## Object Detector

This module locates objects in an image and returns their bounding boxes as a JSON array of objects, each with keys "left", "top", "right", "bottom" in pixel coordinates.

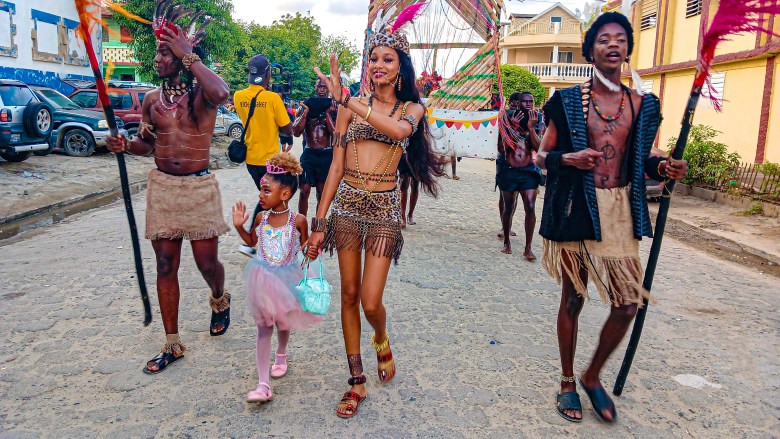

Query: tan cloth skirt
[
  {"left": 145, "top": 169, "right": 230, "bottom": 241},
  {"left": 542, "top": 185, "right": 649, "bottom": 307},
  {"left": 323, "top": 180, "right": 404, "bottom": 263}
]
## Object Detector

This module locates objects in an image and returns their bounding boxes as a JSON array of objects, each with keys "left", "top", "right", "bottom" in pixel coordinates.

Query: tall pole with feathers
[
  {"left": 74, "top": 0, "right": 153, "bottom": 326},
  {"left": 613, "top": 0, "right": 780, "bottom": 396}
]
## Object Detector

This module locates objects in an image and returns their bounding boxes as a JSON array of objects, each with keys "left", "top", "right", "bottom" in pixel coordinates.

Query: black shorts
[
  {"left": 496, "top": 158, "right": 541, "bottom": 192},
  {"left": 300, "top": 147, "right": 333, "bottom": 185}
]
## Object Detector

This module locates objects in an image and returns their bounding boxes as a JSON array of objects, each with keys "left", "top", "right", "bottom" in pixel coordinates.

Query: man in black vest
[{"left": 536, "top": 12, "right": 688, "bottom": 424}]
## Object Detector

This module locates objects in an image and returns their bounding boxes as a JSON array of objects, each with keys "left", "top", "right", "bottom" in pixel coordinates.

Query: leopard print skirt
[{"left": 323, "top": 180, "right": 404, "bottom": 264}]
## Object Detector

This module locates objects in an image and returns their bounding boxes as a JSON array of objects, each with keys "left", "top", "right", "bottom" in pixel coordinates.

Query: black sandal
[
  {"left": 579, "top": 377, "right": 617, "bottom": 424},
  {"left": 556, "top": 391, "right": 583, "bottom": 423},
  {"left": 142, "top": 352, "right": 182, "bottom": 374},
  {"left": 210, "top": 292, "right": 231, "bottom": 337}
]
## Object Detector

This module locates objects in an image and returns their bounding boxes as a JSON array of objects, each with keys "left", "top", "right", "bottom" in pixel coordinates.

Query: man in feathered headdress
[
  {"left": 534, "top": 11, "right": 688, "bottom": 423},
  {"left": 105, "top": 0, "right": 231, "bottom": 374}
]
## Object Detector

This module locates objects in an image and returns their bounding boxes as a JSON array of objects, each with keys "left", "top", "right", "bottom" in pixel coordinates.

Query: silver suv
[{"left": 0, "top": 79, "right": 53, "bottom": 162}]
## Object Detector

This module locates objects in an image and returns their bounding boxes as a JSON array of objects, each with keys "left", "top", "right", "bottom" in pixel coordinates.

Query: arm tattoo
[{"left": 332, "top": 132, "right": 347, "bottom": 148}]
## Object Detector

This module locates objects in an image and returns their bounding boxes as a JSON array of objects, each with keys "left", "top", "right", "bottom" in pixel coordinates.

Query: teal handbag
[{"left": 294, "top": 258, "right": 332, "bottom": 315}]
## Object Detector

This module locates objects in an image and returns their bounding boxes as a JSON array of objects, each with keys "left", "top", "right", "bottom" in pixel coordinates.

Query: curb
[{"left": 0, "top": 179, "right": 147, "bottom": 241}]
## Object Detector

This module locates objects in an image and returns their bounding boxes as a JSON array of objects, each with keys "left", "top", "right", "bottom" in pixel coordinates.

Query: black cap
[{"left": 248, "top": 54, "right": 270, "bottom": 85}]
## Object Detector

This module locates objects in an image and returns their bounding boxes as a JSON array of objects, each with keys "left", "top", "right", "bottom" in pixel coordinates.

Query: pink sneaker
[
  {"left": 246, "top": 382, "right": 273, "bottom": 403},
  {"left": 271, "top": 353, "right": 288, "bottom": 378}
]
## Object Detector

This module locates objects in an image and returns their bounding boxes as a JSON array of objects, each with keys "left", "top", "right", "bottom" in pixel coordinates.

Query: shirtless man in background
[{"left": 293, "top": 78, "right": 336, "bottom": 216}]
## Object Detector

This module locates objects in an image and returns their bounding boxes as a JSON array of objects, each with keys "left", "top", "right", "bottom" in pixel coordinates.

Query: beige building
[
  {"left": 622, "top": 0, "right": 780, "bottom": 163},
  {"left": 499, "top": 3, "right": 588, "bottom": 99}
]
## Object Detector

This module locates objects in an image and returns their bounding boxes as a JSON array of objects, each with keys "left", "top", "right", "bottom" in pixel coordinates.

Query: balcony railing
[
  {"left": 517, "top": 63, "right": 593, "bottom": 79},
  {"left": 507, "top": 21, "right": 581, "bottom": 37},
  {"left": 104, "top": 46, "right": 137, "bottom": 64}
]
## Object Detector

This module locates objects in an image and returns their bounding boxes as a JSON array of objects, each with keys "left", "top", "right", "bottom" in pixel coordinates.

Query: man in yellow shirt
[{"left": 234, "top": 54, "right": 293, "bottom": 255}]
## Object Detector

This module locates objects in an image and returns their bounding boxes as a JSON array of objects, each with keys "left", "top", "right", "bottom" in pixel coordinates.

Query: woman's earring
[
  {"left": 397, "top": 75, "right": 402, "bottom": 92},
  {"left": 625, "top": 56, "right": 631, "bottom": 63},
  {"left": 370, "top": 80, "right": 375, "bottom": 92}
]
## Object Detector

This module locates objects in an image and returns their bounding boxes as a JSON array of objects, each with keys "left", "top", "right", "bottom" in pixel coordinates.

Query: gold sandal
[{"left": 371, "top": 334, "right": 396, "bottom": 383}]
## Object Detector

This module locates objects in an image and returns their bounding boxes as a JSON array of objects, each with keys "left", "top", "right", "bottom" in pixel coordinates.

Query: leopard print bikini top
[{"left": 345, "top": 100, "right": 419, "bottom": 150}]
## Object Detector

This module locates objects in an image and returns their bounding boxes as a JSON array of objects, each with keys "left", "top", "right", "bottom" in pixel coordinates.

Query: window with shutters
[
  {"left": 549, "top": 51, "right": 573, "bottom": 63},
  {"left": 640, "top": 0, "right": 659, "bottom": 30},
  {"left": 640, "top": 80, "right": 654, "bottom": 95},
  {"left": 701, "top": 72, "right": 725, "bottom": 103},
  {"left": 686, "top": 0, "right": 703, "bottom": 18},
  {"left": 102, "top": 28, "right": 109, "bottom": 42}
]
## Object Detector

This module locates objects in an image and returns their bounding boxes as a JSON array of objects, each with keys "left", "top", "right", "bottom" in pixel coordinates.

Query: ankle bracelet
[
  {"left": 560, "top": 375, "right": 576, "bottom": 383},
  {"left": 348, "top": 375, "right": 367, "bottom": 386}
]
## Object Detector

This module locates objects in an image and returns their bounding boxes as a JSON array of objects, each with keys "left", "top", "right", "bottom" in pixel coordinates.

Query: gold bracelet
[
  {"left": 182, "top": 53, "right": 201, "bottom": 71},
  {"left": 364, "top": 106, "right": 373, "bottom": 122}
]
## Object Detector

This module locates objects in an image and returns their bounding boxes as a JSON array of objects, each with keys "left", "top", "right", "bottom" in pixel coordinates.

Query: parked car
[
  {"left": 30, "top": 86, "right": 128, "bottom": 157},
  {"left": 0, "top": 79, "right": 53, "bottom": 162},
  {"left": 218, "top": 105, "right": 243, "bottom": 139},
  {"left": 69, "top": 87, "right": 150, "bottom": 138}
]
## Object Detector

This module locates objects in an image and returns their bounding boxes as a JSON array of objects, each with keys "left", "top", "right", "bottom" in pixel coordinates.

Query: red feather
[
  {"left": 697, "top": 0, "right": 780, "bottom": 109},
  {"left": 391, "top": 2, "right": 427, "bottom": 33}
]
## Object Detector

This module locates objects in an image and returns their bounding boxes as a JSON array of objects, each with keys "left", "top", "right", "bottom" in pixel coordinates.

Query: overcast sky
[{"left": 232, "top": 0, "right": 593, "bottom": 77}]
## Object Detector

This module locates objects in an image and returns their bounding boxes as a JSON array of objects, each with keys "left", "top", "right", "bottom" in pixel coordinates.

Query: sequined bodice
[{"left": 255, "top": 211, "right": 300, "bottom": 267}]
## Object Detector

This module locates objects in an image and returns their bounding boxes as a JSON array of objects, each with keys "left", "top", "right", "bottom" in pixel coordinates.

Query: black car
[{"left": 30, "top": 86, "right": 127, "bottom": 157}]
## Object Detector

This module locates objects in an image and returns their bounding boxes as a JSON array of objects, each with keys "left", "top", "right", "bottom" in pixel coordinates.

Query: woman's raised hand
[{"left": 314, "top": 54, "right": 343, "bottom": 102}]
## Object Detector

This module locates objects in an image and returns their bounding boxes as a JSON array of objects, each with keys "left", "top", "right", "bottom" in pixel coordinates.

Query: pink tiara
[{"left": 266, "top": 162, "right": 288, "bottom": 175}]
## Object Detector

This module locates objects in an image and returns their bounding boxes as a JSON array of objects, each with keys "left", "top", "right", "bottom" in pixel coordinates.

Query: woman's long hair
[{"left": 394, "top": 51, "right": 444, "bottom": 197}]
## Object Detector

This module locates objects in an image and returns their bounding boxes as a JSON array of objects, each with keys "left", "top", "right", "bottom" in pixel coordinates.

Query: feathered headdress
[
  {"left": 367, "top": 2, "right": 427, "bottom": 55},
  {"left": 153, "top": 0, "right": 212, "bottom": 47}
]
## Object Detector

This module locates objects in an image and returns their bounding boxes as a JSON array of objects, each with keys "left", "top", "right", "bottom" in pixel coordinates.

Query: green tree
[
  {"left": 494, "top": 64, "right": 547, "bottom": 106},
  {"left": 666, "top": 125, "right": 741, "bottom": 186},
  {"left": 114, "top": 0, "right": 244, "bottom": 83},
  {"left": 317, "top": 35, "right": 361, "bottom": 78},
  {"left": 245, "top": 13, "right": 322, "bottom": 99}
]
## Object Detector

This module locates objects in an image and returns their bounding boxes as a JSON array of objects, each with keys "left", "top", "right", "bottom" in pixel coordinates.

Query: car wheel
[
  {"left": 126, "top": 125, "right": 138, "bottom": 139},
  {"left": 23, "top": 102, "right": 54, "bottom": 138},
  {"left": 228, "top": 124, "right": 243, "bottom": 139},
  {"left": 0, "top": 150, "right": 32, "bottom": 162},
  {"left": 61, "top": 129, "right": 96, "bottom": 157}
]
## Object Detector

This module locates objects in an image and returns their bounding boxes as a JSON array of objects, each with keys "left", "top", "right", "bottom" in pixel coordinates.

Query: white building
[{"left": 0, "top": 0, "right": 102, "bottom": 94}]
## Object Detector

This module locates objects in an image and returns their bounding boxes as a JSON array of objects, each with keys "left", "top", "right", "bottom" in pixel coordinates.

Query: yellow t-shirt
[{"left": 233, "top": 85, "right": 291, "bottom": 166}]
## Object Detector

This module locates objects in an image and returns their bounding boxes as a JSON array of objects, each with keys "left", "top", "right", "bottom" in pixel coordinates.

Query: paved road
[{"left": 0, "top": 158, "right": 777, "bottom": 438}]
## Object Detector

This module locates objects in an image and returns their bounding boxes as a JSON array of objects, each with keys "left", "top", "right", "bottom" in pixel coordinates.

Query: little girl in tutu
[{"left": 232, "top": 152, "right": 323, "bottom": 403}]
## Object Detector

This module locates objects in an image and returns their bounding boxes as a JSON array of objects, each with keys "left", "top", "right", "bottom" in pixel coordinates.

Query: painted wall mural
[{"left": 427, "top": 108, "right": 499, "bottom": 159}]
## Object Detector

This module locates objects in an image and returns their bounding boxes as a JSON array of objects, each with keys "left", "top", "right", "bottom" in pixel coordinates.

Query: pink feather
[
  {"left": 391, "top": 2, "right": 427, "bottom": 33},
  {"left": 697, "top": 0, "right": 780, "bottom": 109}
]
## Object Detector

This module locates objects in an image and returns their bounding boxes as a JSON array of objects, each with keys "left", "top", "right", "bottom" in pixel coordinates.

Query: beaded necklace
[
  {"left": 581, "top": 79, "right": 626, "bottom": 122},
  {"left": 341, "top": 96, "right": 406, "bottom": 206},
  {"left": 257, "top": 210, "right": 296, "bottom": 266}
]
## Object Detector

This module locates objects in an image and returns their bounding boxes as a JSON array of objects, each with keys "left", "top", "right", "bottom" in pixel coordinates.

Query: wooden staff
[{"left": 75, "top": 0, "right": 152, "bottom": 326}]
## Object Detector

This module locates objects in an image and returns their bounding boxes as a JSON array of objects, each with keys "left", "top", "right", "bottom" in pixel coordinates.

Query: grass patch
[{"left": 732, "top": 202, "right": 764, "bottom": 216}]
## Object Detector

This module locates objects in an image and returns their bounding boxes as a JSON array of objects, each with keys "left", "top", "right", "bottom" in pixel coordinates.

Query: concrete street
[{"left": 0, "top": 158, "right": 777, "bottom": 438}]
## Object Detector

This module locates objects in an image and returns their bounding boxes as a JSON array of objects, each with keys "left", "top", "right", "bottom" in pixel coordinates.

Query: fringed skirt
[
  {"left": 542, "top": 185, "right": 649, "bottom": 307},
  {"left": 323, "top": 180, "right": 404, "bottom": 264},
  {"left": 145, "top": 169, "right": 230, "bottom": 241}
]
